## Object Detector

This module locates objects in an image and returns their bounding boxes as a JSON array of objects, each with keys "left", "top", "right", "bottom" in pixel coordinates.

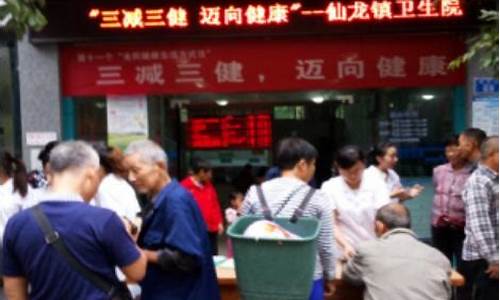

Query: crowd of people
[{"left": 0, "top": 127, "right": 496, "bottom": 300}]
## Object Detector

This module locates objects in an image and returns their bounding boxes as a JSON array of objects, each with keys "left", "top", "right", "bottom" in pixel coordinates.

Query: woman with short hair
[{"left": 321, "top": 145, "right": 391, "bottom": 259}]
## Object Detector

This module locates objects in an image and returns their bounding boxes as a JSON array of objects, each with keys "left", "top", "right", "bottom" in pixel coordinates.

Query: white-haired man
[
  {"left": 123, "top": 140, "right": 220, "bottom": 300},
  {"left": 3, "top": 141, "right": 147, "bottom": 300}
]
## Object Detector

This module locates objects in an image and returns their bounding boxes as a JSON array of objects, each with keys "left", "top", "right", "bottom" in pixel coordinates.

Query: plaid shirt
[{"left": 462, "top": 164, "right": 499, "bottom": 263}]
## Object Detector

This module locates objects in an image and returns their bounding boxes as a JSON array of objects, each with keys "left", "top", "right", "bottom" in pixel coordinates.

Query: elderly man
[
  {"left": 458, "top": 128, "right": 487, "bottom": 167},
  {"left": 3, "top": 141, "right": 146, "bottom": 300},
  {"left": 123, "top": 140, "right": 220, "bottom": 300},
  {"left": 343, "top": 203, "right": 452, "bottom": 300},
  {"left": 461, "top": 136, "right": 499, "bottom": 300}
]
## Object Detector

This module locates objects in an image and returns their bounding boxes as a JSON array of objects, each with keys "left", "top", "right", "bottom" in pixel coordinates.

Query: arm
[
  {"left": 210, "top": 185, "right": 224, "bottom": 234},
  {"left": 390, "top": 188, "right": 409, "bottom": 200},
  {"left": 103, "top": 213, "right": 147, "bottom": 282},
  {"left": 240, "top": 186, "right": 256, "bottom": 216},
  {"left": 143, "top": 248, "right": 199, "bottom": 274},
  {"left": 392, "top": 185, "right": 424, "bottom": 201},
  {"left": 463, "top": 180, "right": 499, "bottom": 264},
  {"left": 320, "top": 181, "right": 352, "bottom": 259},
  {"left": 315, "top": 193, "right": 336, "bottom": 281},
  {"left": 390, "top": 172, "right": 423, "bottom": 201},
  {"left": 333, "top": 210, "right": 355, "bottom": 259},
  {"left": 342, "top": 250, "right": 364, "bottom": 286},
  {"left": 120, "top": 250, "right": 147, "bottom": 283},
  {"left": 142, "top": 194, "right": 210, "bottom": 275},
  {"left": 450, "top": 270, "right": 465, "bottom": 287},
  {"left": 3, "top": 276, "right": 28, "bottom": 300}
]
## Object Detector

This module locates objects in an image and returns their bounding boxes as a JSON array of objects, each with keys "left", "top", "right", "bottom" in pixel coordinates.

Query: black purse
[{"left": 30, "top": 205, "right": 133, "bottom": 300}]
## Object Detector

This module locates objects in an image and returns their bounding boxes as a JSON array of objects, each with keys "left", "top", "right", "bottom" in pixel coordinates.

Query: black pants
[
  {"left": 432, "top": 226, "right": 466, "bottom": 300},
  {"left": 208, "top": 231, "right": 218, "bottom": 256},
  {"left": 431, "top": 226, "right": 465, "bottom": 266},
  {"left": 459, "top": 259, "right": 499, "bottom": 300}
]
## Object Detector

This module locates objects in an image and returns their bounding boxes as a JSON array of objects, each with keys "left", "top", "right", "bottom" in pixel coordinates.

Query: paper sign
[
  {"left": 107, "top": 95, "right": 149, "bottom": 149},
  {"left": 26, "top": 131, "right": 58, "bottom": 146}
]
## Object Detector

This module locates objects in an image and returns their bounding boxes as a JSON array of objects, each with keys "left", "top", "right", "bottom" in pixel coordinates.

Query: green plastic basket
[{"left": 227, "top": 216, "right": 320, "bottom": 300}]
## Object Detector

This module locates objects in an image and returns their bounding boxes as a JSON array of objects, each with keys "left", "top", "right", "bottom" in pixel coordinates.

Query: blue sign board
[{"left": 474, "top": 77, "right": 499, "bottom": 95}]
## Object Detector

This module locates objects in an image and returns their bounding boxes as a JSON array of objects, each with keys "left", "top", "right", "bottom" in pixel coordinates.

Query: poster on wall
[
  {"left": 379, "top": 110, "right": 428, "bottom": 144},
  {"left": 107, "top": 95, "right": 149, "bottom": 149},
  {"left": 472, "top": 96, "right": 499, "bottom": 136},
  {"left": 472, "top": 77, "right": 499, "bottom": 136}
]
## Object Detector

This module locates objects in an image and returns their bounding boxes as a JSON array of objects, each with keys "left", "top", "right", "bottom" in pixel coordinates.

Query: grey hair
[
  {"left": 481, "top": 136, "right": 499, "bottom": 160},
  {"left": 375, "top": 203, "right": 411, "bottom": 230},
  {"left": 49, "top": 141, "right": 100, "bottom": 173},
  {"left": 124, "top": 140, "right": 167, "bottom": 165}
]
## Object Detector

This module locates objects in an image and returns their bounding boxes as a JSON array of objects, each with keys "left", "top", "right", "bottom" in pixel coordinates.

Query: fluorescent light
[
  {"left": 215, "top": 99, "right": 229, "bottom": 106},
  {"left": 311, "top": 96, "right": 325, "bottom": 104},
  {"left": 422, "top": 94, "right": 435, "bottom": 100},
  {"left": 335, "top": 95, "right": 354, "bottom": 104}
]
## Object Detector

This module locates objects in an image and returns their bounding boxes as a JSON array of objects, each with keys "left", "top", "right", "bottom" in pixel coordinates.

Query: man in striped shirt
[{"left": 241, "top": 137, "right": 336, "bottom": 300}]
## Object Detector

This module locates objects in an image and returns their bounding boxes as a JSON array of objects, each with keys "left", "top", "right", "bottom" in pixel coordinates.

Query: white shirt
[
  {"left": 0, "top": 178, "right": 40, "bottom": 207},
  {"left": 321, "top": 171, "right": 391, "bottom": 252},
  {"left": 90, "top": 175, "right": 142, "bottom": 298},
  {"left": 0, "top": 179, "right": 42, "bottom": 242},
  {"left": 0, "top": 189, "right": 20, "bottom": 243},
  {"left": 225, "top": 207, "right": 239, "bottom": 225},
  {"left": 365, "top": 165, "right": 402, "bottom": 203},
  {"left": 93, "top": 174, "right": 141, "bottom": 220},
  {"left": 37, "top": 191, "right": 84, "bottom": 202}
]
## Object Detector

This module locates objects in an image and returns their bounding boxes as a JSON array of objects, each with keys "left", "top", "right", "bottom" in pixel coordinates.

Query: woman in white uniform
[
  {"left": 94, "top": 146, "right": 142, "bottom": 298},
  {"left": 0, "top": 152, "right": 39, "bottom": 271},
  {"left": 0, "top": 152, "right": 38, "bottom": 231},
  {"left": 365, "top": 142, "right": 423, "bottom": 203},
  {"left": 321, "top": 146, "right": 390, "bottom": 259}
]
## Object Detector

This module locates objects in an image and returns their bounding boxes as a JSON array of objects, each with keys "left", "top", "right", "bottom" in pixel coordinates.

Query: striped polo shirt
[{"left": 241, "top": 176, "right": 336, "bottom": 280}]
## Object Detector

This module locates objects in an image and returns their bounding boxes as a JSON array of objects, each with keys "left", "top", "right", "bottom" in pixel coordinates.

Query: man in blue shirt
[
  {"left": 124, "top": 140, "right": 220, "bottom": 300},
  {"left": 3, "top": 141, "right": 147, "bottom": 300}
]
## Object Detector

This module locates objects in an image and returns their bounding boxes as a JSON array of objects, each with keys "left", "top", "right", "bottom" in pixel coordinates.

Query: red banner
[{"left": 60, "top": 35, "right": 465, "bottom": 96}]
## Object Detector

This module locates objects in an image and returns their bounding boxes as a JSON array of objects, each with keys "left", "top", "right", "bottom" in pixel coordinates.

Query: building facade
[{"left": 10, "top": 0, "right": 500, "bottom": 238}]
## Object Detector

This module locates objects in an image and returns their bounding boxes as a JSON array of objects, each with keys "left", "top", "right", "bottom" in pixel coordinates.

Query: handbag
[{"left": 30, "top": 205, "right": 133, "bottom": 300}]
